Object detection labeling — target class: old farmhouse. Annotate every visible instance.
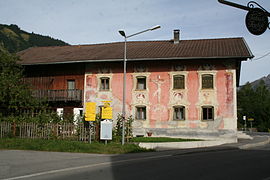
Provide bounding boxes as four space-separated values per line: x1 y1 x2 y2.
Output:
18 30 253 142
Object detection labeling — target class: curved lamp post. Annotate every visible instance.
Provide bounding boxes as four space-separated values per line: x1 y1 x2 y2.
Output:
118 25 161 145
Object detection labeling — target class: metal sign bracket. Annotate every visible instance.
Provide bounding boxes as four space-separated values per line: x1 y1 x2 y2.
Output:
218 0 270 35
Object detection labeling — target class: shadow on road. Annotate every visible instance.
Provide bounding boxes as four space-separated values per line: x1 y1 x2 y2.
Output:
1 146 270 180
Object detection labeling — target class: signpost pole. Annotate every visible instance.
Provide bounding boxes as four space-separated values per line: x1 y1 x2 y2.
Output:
89 121 92 144
248 118 254 132
85 102 97 144
243 116 247 132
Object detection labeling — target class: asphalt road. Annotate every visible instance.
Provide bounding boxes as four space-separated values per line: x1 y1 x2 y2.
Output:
1 144 270 180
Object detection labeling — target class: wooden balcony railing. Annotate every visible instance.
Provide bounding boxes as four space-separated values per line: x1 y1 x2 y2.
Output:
32 89 82 102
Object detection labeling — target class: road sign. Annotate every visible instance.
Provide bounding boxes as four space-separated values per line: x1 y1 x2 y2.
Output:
248 118 254 121
101 107 113 119
85 102 96 121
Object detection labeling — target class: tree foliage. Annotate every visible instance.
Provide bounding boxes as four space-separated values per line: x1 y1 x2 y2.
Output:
237 81 270 132
0 50 39 114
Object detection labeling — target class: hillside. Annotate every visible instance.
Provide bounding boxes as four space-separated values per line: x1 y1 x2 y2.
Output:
0 24 69 53
250 74 270 89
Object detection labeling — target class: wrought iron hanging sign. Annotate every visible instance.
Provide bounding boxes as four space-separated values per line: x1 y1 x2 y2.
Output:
218 0 270 35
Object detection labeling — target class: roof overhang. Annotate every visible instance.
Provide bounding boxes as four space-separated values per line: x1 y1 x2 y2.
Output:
21 55 253 66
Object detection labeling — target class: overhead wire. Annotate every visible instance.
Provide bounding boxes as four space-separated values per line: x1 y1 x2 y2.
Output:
251 51 270 61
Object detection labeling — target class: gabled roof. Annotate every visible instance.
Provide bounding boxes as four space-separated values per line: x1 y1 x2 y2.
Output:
17 37 253 65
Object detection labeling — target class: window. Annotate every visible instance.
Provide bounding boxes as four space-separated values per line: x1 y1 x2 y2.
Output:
136 106 146 120
202 106 214 120
67 80 75 90
202 74 214 89
100 77 110 91
136 76 146 90
173 106 185 120
67 80 75 98
173 75 185 89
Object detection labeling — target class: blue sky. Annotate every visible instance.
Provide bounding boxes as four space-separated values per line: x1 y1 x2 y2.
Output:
1 0 270 85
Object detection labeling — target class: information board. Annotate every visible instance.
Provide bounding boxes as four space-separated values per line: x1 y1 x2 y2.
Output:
100 120 112 140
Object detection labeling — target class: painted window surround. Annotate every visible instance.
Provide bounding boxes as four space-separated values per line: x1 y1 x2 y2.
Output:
169 71 188 121
96 74 113 92
132 72 150 122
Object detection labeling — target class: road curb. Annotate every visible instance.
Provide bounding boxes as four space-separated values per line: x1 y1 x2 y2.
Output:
239 136 270 149
139 140 234 151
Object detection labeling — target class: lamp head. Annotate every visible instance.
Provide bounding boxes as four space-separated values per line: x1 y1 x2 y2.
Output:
150 25 161 31
118 30 126 37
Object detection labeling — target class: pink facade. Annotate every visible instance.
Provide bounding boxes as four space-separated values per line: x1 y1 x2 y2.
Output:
84 60 238 138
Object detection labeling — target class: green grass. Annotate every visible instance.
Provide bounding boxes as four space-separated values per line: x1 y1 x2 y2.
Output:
131 137 202 143
0 138 154 154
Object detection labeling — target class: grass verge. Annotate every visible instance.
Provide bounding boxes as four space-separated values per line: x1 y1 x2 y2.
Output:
131 137 202 143
0 138 154 154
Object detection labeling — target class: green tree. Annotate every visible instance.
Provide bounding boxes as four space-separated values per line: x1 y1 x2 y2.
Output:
253 81 270 131
238 81 270 132
0 50 38 115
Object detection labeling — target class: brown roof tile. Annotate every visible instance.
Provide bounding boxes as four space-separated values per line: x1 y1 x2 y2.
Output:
17 37 253 65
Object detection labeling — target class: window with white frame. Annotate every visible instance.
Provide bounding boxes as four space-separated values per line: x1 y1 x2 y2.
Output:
135 106 146 120
173 75 185 89
173 106 185 120
100 77 110 91
202 106 214 120
136 76 146 90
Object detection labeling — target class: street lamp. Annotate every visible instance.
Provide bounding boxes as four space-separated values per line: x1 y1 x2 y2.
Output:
118 25 161 145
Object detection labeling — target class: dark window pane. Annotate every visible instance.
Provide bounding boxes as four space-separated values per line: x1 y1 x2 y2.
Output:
100 78 109 90
173 75 185 89
202 106 214 120
173 106 185 120
202 74 213 89
136 106 146 120
203 108 208 120
137 77 146 90
208 108 213 119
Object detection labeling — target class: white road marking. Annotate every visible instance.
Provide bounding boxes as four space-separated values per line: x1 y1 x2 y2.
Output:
3 154 172 180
